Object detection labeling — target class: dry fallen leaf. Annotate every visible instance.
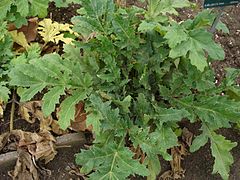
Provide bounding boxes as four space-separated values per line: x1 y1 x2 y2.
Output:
2 130 58 179
38 111 66 135
160 128 193 180
8 17 38 43
19 18 38 43
159 170 173 180
19 101 45 125
8 130 57 163
70 102 92 132
170 146 185 179
66 163 86 179
0 100 4 118
0 132 9 151
19 102 37 124
19 101 66 135
50 119 65 135
9 149 39 180
9 30 30 49
182 127 193 147
0 106 3 117
17 130 57 163
28 130 57 163
159 146 186 180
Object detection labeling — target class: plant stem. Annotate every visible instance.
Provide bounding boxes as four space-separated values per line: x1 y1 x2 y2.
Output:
10 91 16 131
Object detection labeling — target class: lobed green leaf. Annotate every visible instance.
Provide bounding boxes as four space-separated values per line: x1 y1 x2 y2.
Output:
42 86 65 117
58 90 88 130
76 143 149 179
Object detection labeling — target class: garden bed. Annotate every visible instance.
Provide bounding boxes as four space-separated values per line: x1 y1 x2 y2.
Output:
0 0 239 179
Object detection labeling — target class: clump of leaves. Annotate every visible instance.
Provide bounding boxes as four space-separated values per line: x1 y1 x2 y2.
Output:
0 20 41 102
38 18 77 44
0 22 13 102
0 0 49 28
8 0 240 180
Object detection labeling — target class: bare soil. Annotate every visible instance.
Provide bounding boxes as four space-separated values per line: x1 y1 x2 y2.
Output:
179 121 240 180
212 5 240 84
171 1 240 179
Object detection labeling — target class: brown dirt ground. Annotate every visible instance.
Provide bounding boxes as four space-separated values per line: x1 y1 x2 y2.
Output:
213 5 240 85
0 143 86 180
177 0 240 85
0 1 240 180
176 1 240 179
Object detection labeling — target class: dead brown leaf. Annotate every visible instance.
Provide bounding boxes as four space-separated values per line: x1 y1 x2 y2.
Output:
20 18 38 42
0 132 9 151
8 18 38 43
19 105 34 124
1 129 60 179
70 102 92 132
130 145 145 164
8 149 39 180
19 101 41 124
50 119 65 135
159 170 173 180
28 131 57 163
0 100 5 118
182 127 193 147
0 106 3 118
2 130 56 179
170 146 185 179
160 128 193 180
66 163 86 179
19 101 66 135
160 146 185 180
8 130 57 163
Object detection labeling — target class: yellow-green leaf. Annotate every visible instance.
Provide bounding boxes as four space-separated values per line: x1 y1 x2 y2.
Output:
38 18 77 44
9 30 29 49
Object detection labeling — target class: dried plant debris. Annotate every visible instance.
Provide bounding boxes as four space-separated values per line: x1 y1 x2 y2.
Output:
171 145 187 179
65 163 86 179
0 130 57 162
130 145 145 164
70 102 92 132
0 130 57 180
0 132 9 152
19 100 92 134
181 127 193 148
17 18 38 43
19 101 40 124
8 149 39 180
7 17 38 54
9 30 30 49
19 101 66 135
160 128 193 180
0 100 6 120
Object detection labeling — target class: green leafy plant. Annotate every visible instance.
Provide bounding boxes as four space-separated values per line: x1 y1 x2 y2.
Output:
7 0 240 180
0 0 49 27
0 20 41 102
0 21 13 102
